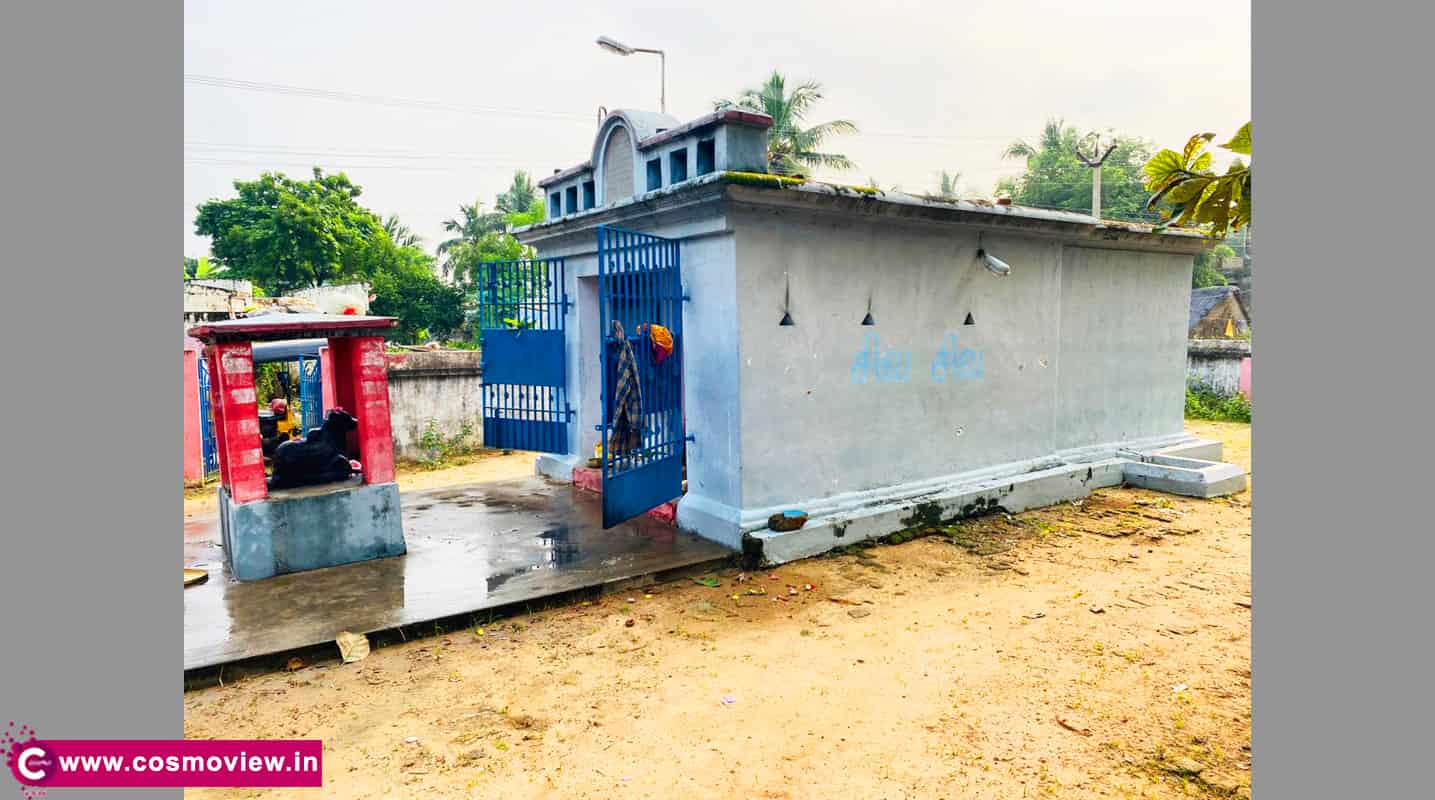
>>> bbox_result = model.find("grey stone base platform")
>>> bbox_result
[1120,453,1247,498]
[742,438,1247,565]
[185,476,731,670]
[218,479,406,581]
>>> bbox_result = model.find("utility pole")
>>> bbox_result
[1075,133,1118,220]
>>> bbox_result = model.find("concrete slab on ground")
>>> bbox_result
[183,475,732,671]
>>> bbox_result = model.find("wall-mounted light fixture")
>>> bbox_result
[976,232,1011,277]
[860,294,875,326]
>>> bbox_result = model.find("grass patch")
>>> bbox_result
[1185,383,1251,423]
[412,418,478,469]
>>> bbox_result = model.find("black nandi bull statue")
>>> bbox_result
[267,408,360,491]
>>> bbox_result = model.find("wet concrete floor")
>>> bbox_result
[183,476,731,671]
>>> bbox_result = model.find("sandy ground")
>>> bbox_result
[182,451,536,519]
[184,422,1251,799]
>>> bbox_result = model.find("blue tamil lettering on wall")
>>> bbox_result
[931,332,984,382]
[851,332,911,384]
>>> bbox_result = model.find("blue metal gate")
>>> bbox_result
[477,258,572,453]
[197,356,219,475]
[297,355,324,434]
[597,226,686,528]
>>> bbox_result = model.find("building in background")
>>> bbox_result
[1188,285,1252,400]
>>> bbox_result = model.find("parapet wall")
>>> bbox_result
[385,350,485,461]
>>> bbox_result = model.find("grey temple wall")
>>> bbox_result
[728,206,1192,519]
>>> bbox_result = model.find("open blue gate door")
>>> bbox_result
[477,258,572,453]
[597,226,685,528]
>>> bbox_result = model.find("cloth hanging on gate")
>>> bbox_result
[608,320,644,456]
[647,323,674,365]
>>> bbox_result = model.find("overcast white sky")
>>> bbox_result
[183,0,1250,257]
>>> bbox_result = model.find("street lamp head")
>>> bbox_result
[596,36,634,56]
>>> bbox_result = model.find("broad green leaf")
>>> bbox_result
[1234,179,1252,229]
[1167,177,1213,205]
[1146,181,1179,210]
[1182,133,1216,165]
[1220,122,1251,155]
[1192,152,1213,173]
[1175,184,1213,227]
[1195,179,1234,235]
[1143,149,1185,184]
[1145,172,1185,195]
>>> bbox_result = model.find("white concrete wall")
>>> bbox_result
[1187,355,1242,396]
[1186,340,1252,397]
[673,232,742,511]
[730,207,1193,515]
[384,352,484,461]
[1053,247,1190,451]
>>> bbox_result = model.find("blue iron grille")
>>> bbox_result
[197,356,219,475]
[476,258,572,454]
[597,225,686,527]
[297,355,324,434]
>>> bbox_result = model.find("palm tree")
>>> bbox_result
[715,71,858,177]
[437,200,506,255]
[1002,119,1073,161]
[383,214,421,248]
[437,200,508,280]
[495,171,538,215]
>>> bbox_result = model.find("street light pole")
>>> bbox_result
[596,36,666,113]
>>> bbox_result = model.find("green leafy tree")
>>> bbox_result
[1144,122,1251,238]
[504,198,544,229]
[716,71,858,176]
[194,168,387,293]
[995,120,1155,220]
[1192,243,1236,288]
[368,248,466,343]
[443,232,528,288]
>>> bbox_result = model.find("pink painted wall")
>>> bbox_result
[182,346,203,483]
[319,344,336,415]
[1238,356,1252,400]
